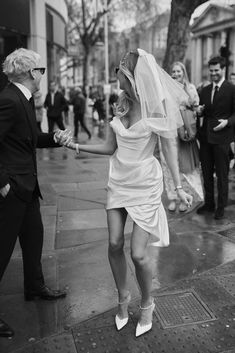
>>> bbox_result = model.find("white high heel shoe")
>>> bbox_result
[115,292,131,331]
[136,299,155,337]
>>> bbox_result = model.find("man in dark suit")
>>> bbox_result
[71,87,91,141]
[0,48,67,338]
[196,56,235,219]
[44,81,67,132]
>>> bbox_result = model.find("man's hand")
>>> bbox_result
[54,129,72,145]
[213,119,228,132]
[0,183,10,197]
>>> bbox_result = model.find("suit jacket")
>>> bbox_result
[72,93,85,115]
[197,80,235,144]
[44,91,67,119]
[0,83,59,202]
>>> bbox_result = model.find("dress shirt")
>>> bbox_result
[51,92,55,105]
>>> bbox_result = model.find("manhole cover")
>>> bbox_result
[154,289,217,329]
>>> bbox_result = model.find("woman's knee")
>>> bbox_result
[109,237,124,253]
[131,249,146,266]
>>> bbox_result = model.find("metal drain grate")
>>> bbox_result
[154,289,217,329]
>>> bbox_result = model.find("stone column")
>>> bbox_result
[230,29,235,73]
[192,37,202,86]
[29,0,48,131]
[207,35,213,61]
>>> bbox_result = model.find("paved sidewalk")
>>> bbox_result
[0,127,235,353]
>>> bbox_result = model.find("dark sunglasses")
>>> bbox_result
[115,67,119,74]
[32,67,46,75]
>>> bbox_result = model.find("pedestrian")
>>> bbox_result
[93,94,105,122]
[44,81,67,133]
[229,72,235,168]
[71,87,91,141]
[109,90,119,118]
[58,49,193,337]
[196,56,235,219]
[161,61,203,212]
[60,86,70,125]
[0,48,67,338]
[33,90,44,131]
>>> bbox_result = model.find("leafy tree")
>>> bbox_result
[66,0,113,92]
[163,0,208,72]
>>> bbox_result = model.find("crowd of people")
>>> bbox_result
[0,45,235,340]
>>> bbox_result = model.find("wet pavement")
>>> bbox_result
[0,122,235,353]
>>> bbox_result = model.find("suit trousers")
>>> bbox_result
[47,116,65,133]
[199,141,230,208]
[73,113,91,138]
[0,189,45,290]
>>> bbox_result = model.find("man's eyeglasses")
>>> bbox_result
[32,67,46,75]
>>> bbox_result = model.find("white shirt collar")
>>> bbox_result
[213,78,225,89]
[12,82,32,100]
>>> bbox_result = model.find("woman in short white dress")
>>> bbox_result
[59,49,193,337]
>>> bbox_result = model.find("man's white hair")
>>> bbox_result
[3,48,41,82]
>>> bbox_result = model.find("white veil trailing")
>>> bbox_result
[135,48,188,138]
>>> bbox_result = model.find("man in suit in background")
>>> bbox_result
[0,48,67,338]
[196,56,235,219]
[71,87,91,141]
[44,81,67,132]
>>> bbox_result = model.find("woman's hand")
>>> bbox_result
[177,189,193,209]
[54,129,72,145]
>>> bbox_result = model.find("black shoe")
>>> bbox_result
[24,285,67,301]
[0,319,14,338]
[214,207,224,220]
[196,204,215,214]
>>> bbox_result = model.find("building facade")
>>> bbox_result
[0,0,68,95]
[191,3,235,86]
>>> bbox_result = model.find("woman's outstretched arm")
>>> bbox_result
[58,124,117,156]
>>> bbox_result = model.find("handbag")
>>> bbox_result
[178,108,197,141]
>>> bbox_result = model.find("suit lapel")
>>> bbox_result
[206,84,213,108]
[212,80,227,106]
[10,84,37,147]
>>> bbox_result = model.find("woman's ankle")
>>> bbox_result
[140,296,153,309]
[118,290,130,303]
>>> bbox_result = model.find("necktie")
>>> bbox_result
[212,85,219,104]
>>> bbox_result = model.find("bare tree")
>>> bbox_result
[163,0,208,72]
[66,0,113,92]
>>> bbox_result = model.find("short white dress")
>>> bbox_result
[106,116,169,247]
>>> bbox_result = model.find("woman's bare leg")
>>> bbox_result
[107,208,129,318]
[131,223,153,308]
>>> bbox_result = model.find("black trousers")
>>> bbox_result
[199,141,230,208]
[74,113,91,138]
[0,190,44,291]
[47,116,65,133]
